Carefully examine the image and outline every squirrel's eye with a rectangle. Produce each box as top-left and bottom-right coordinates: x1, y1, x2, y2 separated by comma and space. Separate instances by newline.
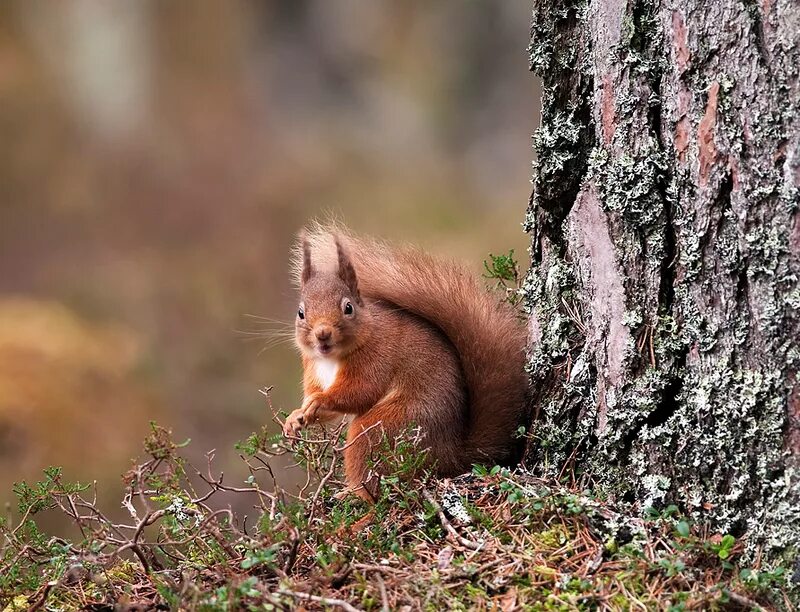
297, 307, 305, 320
343, 301, 354, 316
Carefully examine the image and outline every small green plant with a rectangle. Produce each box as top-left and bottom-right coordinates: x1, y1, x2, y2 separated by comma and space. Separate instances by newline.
12, 466, 88, 516
708, 534, 736, 560
740, 566, 787, 591
675, 519, 691, 538
658, 556, 687, 577
644, 503, 680, 520
241, 544, 281, 570
484, 249, 523, 305
484, 249, 519, 283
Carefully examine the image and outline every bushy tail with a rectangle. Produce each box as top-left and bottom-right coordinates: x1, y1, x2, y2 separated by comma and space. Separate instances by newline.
294, 224, 529, 467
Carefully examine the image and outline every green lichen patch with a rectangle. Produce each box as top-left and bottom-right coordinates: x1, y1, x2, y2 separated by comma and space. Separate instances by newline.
588, 142, 669, 228
528, 0, 590, 77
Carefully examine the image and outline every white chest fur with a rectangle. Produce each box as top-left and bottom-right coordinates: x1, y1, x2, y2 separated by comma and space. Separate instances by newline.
314, 358, 339, 391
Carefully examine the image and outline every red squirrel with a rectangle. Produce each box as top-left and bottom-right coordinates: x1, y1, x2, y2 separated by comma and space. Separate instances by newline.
282, 225, 528, 500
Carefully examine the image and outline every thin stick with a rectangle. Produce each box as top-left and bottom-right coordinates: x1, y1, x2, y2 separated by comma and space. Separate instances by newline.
376, 573, 390, 612
716, 589, 767, 612
422, 490, 481, 550
334, 421, 384, 452
277, 588, 364, 612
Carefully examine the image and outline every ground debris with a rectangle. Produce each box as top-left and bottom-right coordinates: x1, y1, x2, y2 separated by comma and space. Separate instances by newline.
1, 417, 793, 610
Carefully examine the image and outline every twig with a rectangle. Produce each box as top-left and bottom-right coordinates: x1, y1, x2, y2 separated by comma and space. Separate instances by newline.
282, 528, 300, 575
277, 588, 364, 612
26, 580, 57, 611
352, 563, 403, 574
376, 573, 390, 612
648, 324, 656, 367
422, 489, 481, 550
308, 443, 340, 523
334, 421, 384, 452
716, 588, 767, 612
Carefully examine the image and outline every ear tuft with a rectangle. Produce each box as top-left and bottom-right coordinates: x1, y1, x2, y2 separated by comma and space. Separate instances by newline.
301, 233, 313, 286
335, 236, 361, 304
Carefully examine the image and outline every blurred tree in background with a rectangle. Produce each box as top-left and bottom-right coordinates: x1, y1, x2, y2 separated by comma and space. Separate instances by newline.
0, 1, 539, 519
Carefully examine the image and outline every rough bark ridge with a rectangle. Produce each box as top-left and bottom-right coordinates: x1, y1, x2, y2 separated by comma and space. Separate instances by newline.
524, 0, 800, 570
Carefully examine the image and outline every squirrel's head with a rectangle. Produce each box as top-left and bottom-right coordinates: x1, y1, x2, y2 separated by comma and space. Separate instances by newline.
295, 234, 365, 360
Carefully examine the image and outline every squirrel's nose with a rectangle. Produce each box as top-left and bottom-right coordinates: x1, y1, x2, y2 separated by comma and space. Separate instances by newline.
315, 327, 332, 342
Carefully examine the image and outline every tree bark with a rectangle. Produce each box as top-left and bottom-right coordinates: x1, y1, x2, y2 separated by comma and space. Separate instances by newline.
524, 0, 800, 571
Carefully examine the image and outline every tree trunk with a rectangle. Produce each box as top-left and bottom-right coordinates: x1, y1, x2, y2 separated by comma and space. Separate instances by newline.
524, 0, 800, 570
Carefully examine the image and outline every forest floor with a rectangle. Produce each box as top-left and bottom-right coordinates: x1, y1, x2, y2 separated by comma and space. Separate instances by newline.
1, 416, 796, 611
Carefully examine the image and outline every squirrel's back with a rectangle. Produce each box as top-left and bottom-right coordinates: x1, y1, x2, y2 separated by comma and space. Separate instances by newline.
294, 224, 528, 469
362, 300, 468, 474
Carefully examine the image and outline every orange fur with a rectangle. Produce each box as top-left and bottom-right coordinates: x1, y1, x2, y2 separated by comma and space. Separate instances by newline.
284, 224, 528, 500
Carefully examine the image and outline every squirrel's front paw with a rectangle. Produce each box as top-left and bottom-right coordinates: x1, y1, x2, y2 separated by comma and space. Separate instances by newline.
300, 392, 324, 424
282, 408, 307, 438
283, 393, 326, 438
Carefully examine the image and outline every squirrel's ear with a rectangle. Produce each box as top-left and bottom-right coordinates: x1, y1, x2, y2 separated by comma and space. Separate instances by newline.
335, 237, 362, 304
300, 234, 314, 286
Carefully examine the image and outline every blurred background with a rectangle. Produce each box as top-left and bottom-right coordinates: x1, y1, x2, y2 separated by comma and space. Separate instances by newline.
0, 1, 540, 518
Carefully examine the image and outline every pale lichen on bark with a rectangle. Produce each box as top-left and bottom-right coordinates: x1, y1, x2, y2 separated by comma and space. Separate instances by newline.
524, 0, 800, 584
